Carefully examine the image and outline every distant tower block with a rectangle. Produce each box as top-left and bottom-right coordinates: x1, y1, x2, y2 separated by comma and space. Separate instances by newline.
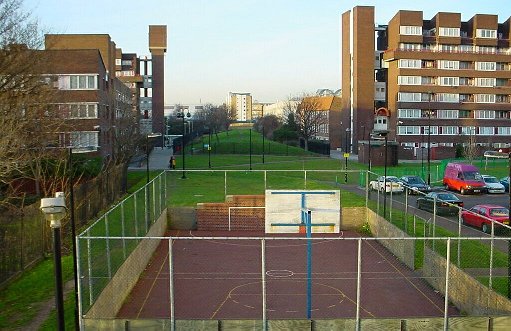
149, 25, 167, 142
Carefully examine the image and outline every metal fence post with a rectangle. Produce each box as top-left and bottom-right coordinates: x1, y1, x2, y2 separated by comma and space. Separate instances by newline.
457, 208, 462, 267
404, 189, 408, 233
377, 186, 380, 216
152, 180, 156, 223
121, 202, 126, 259
433, 197, 437, 250
105, 214, 112, 278
86, 229, 93, 305
144, 186, 149, 233
224, 171, 227, 199
390, 188, 393, 222
365, 172, 369, 223
134, 192, 139, 238
168, 238, 175, 331
355, 238, 362, 331
443, 237, 451, 331
76, 236, 83, 330
490, 221, 495, 292
264, 170, 267, 190
261, 239, 267, 331
304, 170, 307, 189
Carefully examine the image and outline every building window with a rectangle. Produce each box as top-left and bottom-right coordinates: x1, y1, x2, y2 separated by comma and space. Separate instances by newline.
459, 45, 473, 53
475, 78, 496, 87
459, 61, 472, 69
59, 75, 97, 90
397, 126, 420, 135
497, 127, 511, 135
476, 46, 496, 54
439, 44, 458, 52
496, 111, 510, 119
496, 95, 509, 103
459, 77, 472, 86
476, 62, 496, 71
121, 60, 132, 66
398, 109, 421, 118
398, 92, 422, 102
459, 110, 471, 118
439, 27, 460, 37
115, 59, 121, 65
400, 26, 422, 35
422, 76, 435, 85
475, 110, 495, 119
422, 126, 438, 135
474, 94, 496, 103
70, 131, 99, 149
436, 93, 459, 102
399, 43, 421, 50
398, 59, 421, 68
65, 103, 98, 119
476, 29, 497, 39
438, 60, 459, 70
397, 76, 421, 85
478, 127, 494, 135
496, 62, 509, 71
441, 126, 458, 135
437, 109, 459, 119
439, 77, 459, 86
461, 126, 476, 135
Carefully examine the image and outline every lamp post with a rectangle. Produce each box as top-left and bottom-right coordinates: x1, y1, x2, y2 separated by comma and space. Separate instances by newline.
177, 110, 191, 178
345, 128, 351, 183
40, 192, 67, 331
67, 149, 80, 331
208, 128, 212, 169
249, 129, 252, 170
262, 126, 265, 164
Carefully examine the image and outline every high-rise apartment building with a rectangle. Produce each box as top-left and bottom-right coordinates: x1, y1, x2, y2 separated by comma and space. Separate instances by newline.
227, 92, 252, 121
342, 7, 511, 159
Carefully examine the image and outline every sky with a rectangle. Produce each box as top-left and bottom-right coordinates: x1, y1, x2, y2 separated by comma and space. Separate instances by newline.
24, 0, 511, 105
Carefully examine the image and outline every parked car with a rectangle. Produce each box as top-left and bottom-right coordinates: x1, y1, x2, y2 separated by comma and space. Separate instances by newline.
399, 175, 431, 194
500, 177, 510, 192
443, 163, 486, 195
483, 150, 509, 159
369, 176, 404, 193
461, 204, 510, 234
481, 175, 505, 194
416, 192, 463, 215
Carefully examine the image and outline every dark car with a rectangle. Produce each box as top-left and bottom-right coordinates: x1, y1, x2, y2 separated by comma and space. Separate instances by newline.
416, 192, 464, 215
399, 175, 431, 194
500, 176, 510, 192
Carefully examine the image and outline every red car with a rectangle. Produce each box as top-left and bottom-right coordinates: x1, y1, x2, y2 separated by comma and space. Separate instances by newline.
461, 204, 510, 233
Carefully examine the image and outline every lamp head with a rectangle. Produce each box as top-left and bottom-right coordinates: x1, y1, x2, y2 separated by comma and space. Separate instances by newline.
40, 192, 67, 228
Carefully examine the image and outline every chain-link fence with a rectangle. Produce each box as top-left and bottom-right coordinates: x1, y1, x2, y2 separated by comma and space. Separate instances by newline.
77, 169, 511, 330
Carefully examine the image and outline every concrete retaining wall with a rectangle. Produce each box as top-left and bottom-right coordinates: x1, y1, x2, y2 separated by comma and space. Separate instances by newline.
423, 247, 511, 316
84, 209, 168, 319
340, 207, 367, 230
366, 209, 415, 270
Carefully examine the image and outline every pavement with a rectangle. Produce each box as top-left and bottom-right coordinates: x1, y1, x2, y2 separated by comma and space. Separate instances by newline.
128, 147, 174, 171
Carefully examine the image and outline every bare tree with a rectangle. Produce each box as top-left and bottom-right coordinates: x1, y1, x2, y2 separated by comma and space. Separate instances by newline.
464, 128, 477, 164
0, 0, 63, 209
284, 94, 328, 151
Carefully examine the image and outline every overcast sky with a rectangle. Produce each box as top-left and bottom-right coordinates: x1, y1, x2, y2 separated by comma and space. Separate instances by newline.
25, 0, 511, 105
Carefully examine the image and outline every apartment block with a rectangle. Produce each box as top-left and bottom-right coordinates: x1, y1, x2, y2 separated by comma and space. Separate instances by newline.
342, 7, 511, 159
227, 92, 252, 121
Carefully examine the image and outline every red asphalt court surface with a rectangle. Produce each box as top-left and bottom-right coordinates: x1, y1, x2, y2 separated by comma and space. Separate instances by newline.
117, 230, 459, 320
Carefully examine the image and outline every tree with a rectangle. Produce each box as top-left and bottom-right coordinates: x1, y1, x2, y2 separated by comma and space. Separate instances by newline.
284, 94, 328, 151
0, 0, 65, 209
253, 115, 281, 138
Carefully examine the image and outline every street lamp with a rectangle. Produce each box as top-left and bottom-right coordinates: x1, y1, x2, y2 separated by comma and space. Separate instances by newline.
40, 192, 67, 331
249, 129, 252, 170
345, 128, 351, 183
146, 133, 162, 184
262, 126, 265, 164
177, 110, 191, 179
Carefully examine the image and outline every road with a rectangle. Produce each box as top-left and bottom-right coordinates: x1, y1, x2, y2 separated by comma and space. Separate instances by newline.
345, 185, 511, 253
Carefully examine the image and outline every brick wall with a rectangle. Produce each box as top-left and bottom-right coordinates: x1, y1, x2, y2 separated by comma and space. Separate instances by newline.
197, 195, 265, 231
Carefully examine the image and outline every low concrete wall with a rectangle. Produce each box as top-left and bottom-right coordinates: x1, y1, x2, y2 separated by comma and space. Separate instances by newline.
84, 208, 168, 319
366, 209, 415, 270
340, 207, 366, 230
169, 207, 197, 230
423, 247, 511, 316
